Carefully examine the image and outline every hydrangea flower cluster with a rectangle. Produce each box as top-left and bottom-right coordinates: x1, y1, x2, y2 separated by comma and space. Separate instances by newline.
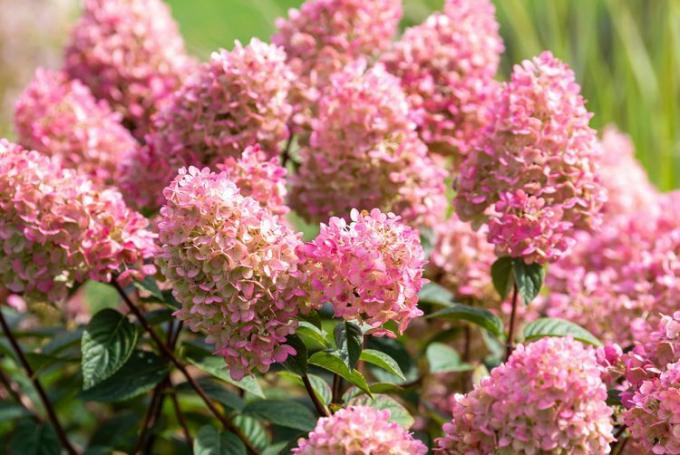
430, 214, 497, 305
292, 405, 427, 455
436, 337, 614, 453
156, 166, 306, 380
273, 0, 402, 129
119, 39, 292, 211
455, 51, 605, 264
290, 61, 447, 228
64, 0, 192, 137
381, 0, 503, 160
0, 140, 155, 305
14, 68, 137, 188
298, 209, 425, 333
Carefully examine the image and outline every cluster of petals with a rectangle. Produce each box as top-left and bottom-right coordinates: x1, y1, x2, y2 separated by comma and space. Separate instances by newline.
298, 209, 425, 333
381, 0, 503, 159
454, 51, 605, 264
436, 337, 614, 454
596, 126, 658, 221
156, 166, 305, 380
0, 140, 155, 305
290, 61, 447, 229
14, 68, 137, 187
293, 405, 427, 454
64, 0, 192, 137
273, 0, 402, 129
119, 39, 292, 211
430, 213, 497, 305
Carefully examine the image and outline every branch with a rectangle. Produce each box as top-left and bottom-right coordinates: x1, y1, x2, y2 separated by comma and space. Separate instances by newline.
505, 283, 520, 361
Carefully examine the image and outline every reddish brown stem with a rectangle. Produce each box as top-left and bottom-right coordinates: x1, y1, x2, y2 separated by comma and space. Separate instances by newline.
302, 374, 330, 417
505, 283, 520, 361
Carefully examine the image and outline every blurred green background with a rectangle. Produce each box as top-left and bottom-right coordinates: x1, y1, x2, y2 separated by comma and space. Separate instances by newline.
1, 0, 679, 189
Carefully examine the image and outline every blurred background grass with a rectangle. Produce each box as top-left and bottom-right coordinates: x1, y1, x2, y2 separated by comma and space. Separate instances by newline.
1, 0, 679, 189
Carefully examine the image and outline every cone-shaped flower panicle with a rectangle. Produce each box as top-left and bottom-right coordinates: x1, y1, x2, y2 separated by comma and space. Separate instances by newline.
381, 0, 503, 159
14, 68, 137, 187
298, 208, 425, 333
290, 61, 447, 229
64, 0, 193, 137
293, 405, 427, 454
156, 166, 306, 380
0, 139, 156, 306
273, 0, 402, 128
436, 336, 614, 453
455, 51, 605, 264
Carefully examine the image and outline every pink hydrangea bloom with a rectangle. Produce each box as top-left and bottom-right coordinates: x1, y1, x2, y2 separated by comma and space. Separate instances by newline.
156, 166, 306, 380
623, 360, 680, 454
290, 61, 447, 229
273, 0, 402, 129
0, 139, 156, 305
455, 51, 605, 264
119, 39, 292, 211
64, 0, 193, 138
436, 337, 614, 453
381, 0, 503, 160
430, 214, 497, 304
597, 125, 657, 221
293, 405, 427, 455
14, 68, 137, 187
298, 208, 425, 333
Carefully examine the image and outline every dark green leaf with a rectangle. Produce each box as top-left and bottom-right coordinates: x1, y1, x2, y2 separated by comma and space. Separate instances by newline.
418, 283, 455, 307
360, 349, 405, 380
491, 256, 514, 300
81, 309, 139, 390
0, 402, 30, 420
184, 347, 264, 398
282, 334, 307, 375
10, 419, 60, 455
308, 374, 332, 405
522, 318, 602, 347
233, 416, 269, 451
80, 350, 168, 402
308, 351, 371, 396
348, 395, 414, 428
334, 322, 362, 369
426, 342, 473, 374
296, 322, 329, 350
243, 399, 316, 431
512, 260, 544, 304
299, 311, 322, 329
133, 276, 164, 301
427, 305, 504, 338
176, 378, 244, 411
607, 389, 621, 406
42, 328, 83, 355
419, 227, 436, 260
194, 425, 246, 455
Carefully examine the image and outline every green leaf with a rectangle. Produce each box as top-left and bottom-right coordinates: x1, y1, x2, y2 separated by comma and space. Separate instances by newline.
512, 260, 544, 304
360, 349, 405, 380
282, 334, 307, 375
419, 226, 436, 260
243, 399, 316, 431
176, 377, 244, 411
184, 348, 265, 398
348, 395, 414, 428
233, 416, 269, 451
10, 419, 60, 455
426, 343, 473, 374
296, 321, 329, 350
334, 321, 362, 369
418, 283, 455, 307
80, 350, 168, 402
427, 305, 504, 338
194, 425, 246, 455
308, 374, 332, 405
308, 351, 371, 396
0, 402, 30, 420
522, 318, 602, 347
133, 276, 164, 301
491, 256, 514, 300
607, 389, 622, 406
81, 309, 139, 390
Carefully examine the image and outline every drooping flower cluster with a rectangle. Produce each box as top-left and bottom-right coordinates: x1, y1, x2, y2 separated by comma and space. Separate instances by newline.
273, 0, 402, 129
455, 51, 605, 264
119, 39, 292, 211
14, 68, 138, 187
298, 208, 425, 333
430, 214, 497, 305
597, 125, 657, 221
381, 0, 503, 160
292, 405, 427, 455
290, 61, 447, 228
156, 166, 306, 380
0, 140, 156, 305
64, 0, 192, 137
436, 337, 614, 453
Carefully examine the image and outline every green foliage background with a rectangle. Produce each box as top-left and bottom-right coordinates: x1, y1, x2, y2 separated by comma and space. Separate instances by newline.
165, 0, 680, 190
